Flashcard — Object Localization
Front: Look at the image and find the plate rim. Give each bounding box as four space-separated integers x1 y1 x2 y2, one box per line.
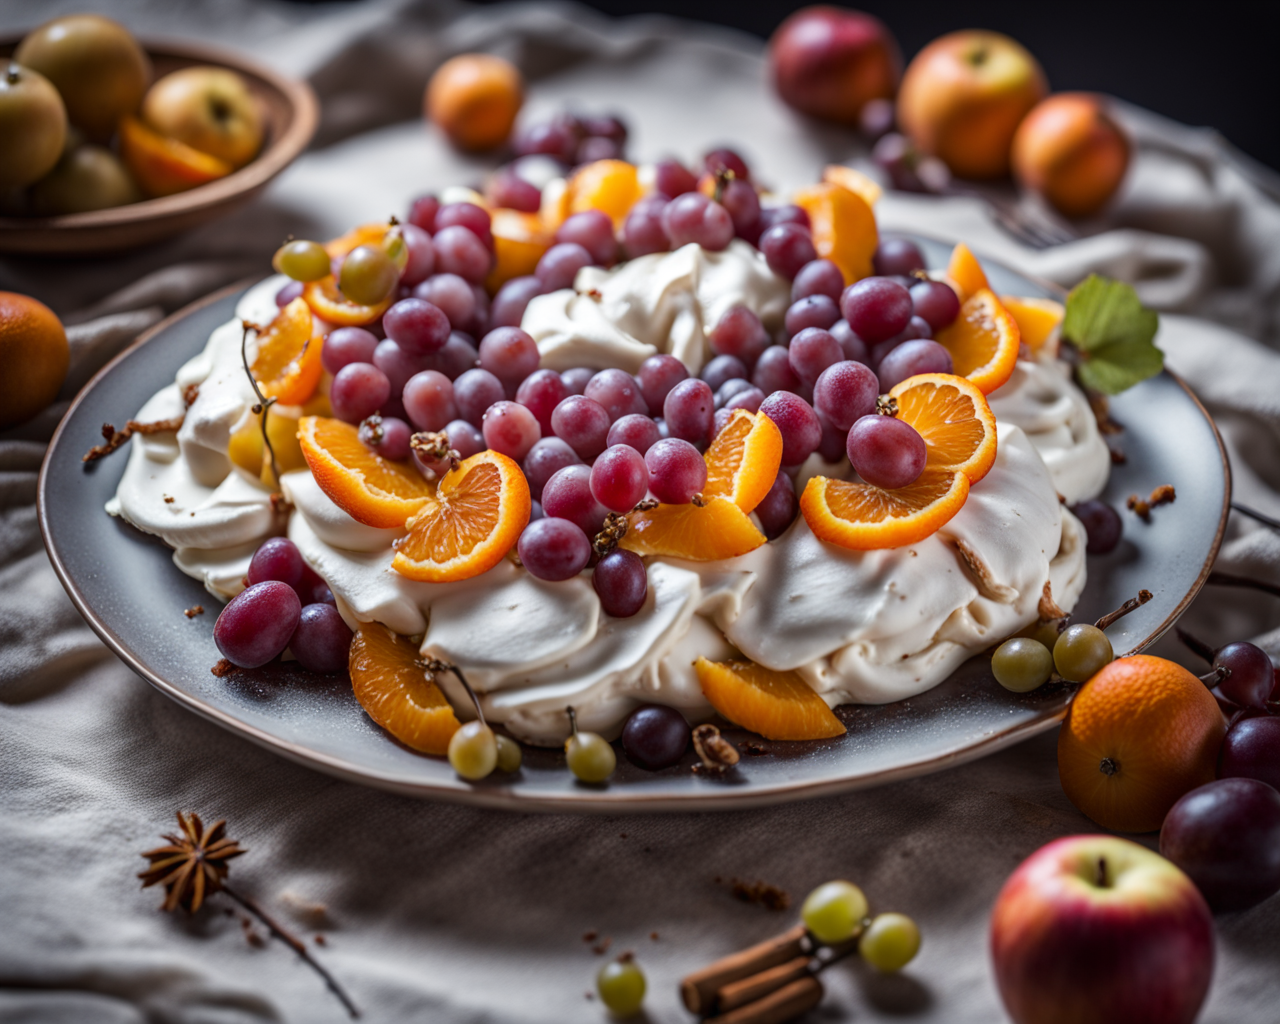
37 260 1233 813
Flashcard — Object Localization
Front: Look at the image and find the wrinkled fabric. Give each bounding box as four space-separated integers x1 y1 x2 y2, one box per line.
1 1 1278 1021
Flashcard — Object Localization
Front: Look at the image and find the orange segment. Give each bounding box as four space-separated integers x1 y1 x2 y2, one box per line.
302 275 393 328
946 242 989 301
1001 295 1064 355
250 297 323 407
821 164 883 208
792 181 878 284
566 159 643 229
298 416 433 528
695 657 846 741
620 496 766 561
934 288 1021 395
703 410 784 513
890 372 998 483
392 451 530 582
324 222 391 260
487 209 553 293
118 116 233 197
350 624 461 756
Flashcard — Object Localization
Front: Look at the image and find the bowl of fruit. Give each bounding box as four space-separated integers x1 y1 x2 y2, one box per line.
0 14 317 255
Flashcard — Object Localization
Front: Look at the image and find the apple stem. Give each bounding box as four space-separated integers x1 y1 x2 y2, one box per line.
1099 757 1119 777
1096 856 1109 888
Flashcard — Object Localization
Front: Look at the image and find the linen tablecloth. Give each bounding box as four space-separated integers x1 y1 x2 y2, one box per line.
2 2 1278 1021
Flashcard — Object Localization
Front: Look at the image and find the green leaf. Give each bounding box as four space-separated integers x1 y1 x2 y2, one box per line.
1062 275 1162 396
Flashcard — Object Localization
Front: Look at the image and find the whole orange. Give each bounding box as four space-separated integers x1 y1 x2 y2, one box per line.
1058 655 1226 833
425 54 523 152
1012 93 1130 218
0 292 69 429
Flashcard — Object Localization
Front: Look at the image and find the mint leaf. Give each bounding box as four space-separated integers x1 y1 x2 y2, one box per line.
1062 275 1162 395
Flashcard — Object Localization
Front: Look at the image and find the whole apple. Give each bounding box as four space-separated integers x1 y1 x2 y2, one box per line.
1013 93 1130 218
769 6 901 123
897 30 1047 179
991 835 1213 1024
142 67 263 169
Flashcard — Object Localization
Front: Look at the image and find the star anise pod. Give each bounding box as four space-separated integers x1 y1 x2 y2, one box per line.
139 811 246 913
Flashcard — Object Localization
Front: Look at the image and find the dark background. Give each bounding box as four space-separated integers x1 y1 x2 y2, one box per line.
523 0 1280 172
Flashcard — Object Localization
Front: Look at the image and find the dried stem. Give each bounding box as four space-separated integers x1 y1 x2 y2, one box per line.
1231 501 1280 533
222 883 359 1019
1198 666 1229 689
1176 627 1216 665
1207 572 1280 600
240 321 283 491
421 658 483 724
1094 589 1152 631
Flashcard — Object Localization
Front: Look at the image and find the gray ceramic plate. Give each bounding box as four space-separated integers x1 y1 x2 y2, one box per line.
39 240 1230 812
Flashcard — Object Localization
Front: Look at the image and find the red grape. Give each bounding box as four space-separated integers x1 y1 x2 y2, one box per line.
705 147 750 181
556 210 618 267
662 193 734 251
331 362 391 424
294 564 333 607
363 415 411 461
759 223 817 279
758 204 810 233
434 225 492 284
383 298 450 356
621 195 671 258
536 242 594 291
760 391 822 466
482 400 540 461
516 368 569 435
453 367 505 427
403 370 456 431
876 339 953 390
636 353 689 412
873 237 927 277
436 202 493 248
580 114 627 144
518 517 592 581
372 339 428 395
560 366 594 396
755 470 798 539
814 359 879 430
663 378 715 444
413 273 478 332
848 415 926 488
289 602 353 674
752 346 802 396
275 280 303 307
487 171 541 213
910 279 961 332
407 194 440 233
514 121 578 162
585 369 648 422
715 378 753 408
247 537 303 588
621 703 689 768
594 549 649 619
644 438 707 503
1214 642 1275 710
724 385 765 414
721 177 762 242
426 333 479 381
446 419 485 459
788 327 843 386
1068 500 1123 555
541 464 609 536
1219 715 1280 790
551 395 611 460
576 135 621 164
321 327 378 375
785 295 841 338
607 413 661 455
654 158 698 198
400 223 436 286
710 305 769 365
214 581 301 668
490 276 545 328
816 411 847 462
701 354 748 393
792 259 845 302
830 319 869 363
523 437 581 502
841 277 913 343
479 326 540 390
591 444 650 512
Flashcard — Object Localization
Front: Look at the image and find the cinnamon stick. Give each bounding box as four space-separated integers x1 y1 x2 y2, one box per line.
704 976 824 1024
680 924 807 1014
715 955 810 1012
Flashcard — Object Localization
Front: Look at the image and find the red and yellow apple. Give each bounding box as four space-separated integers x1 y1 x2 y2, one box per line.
142 66 264 170
991 835 1214 1024
897 30 1046 179
768 6 901 123
1013 92 1130 218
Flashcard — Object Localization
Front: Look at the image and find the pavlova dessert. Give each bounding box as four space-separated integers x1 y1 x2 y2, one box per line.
103 142 1121 781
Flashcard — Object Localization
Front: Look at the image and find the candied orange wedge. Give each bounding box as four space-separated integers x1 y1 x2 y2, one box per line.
695 657 846 741
250 297 323 407
349 624 460 755
946 242 989 302
298 416 433 528
1000 295 1064 355
118 116 233 198
703 409 783 513
566 159 643 229
302 275 393 328
620 495 766 561
934 288 1021 394
392 450 530 582
487 209 553 292
821 164 883 208
801 373 997 550
792 180 878 284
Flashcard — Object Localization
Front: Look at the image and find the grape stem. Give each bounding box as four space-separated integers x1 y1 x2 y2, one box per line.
1093 589 1152 631
1199 666 1230 688
1207 572 1280 600
422 658 484 725
566 705 579 737
1176 627 1216 665
240 321 284 494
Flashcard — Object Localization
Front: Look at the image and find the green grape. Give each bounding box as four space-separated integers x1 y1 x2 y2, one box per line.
565 731 616 783
448 721 497 780
1026 619 1064 650
991 637 1054 693
801 880 868 944
383 226 410 272
271 239 331 282
858 912 921 973
596 958 646 1015
1053 623 1114 682
495 733 522 773
339 243 398 306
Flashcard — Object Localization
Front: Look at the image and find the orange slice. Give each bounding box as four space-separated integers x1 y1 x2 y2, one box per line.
487 209 554 293
821 164 883 208
946 242 989 302
703 410 784 513
350 624 460 755
1000 295 1064 355
302 275 393 328
566 159 643 229
118 116 233 198
934 288 1021 394
392 451 531 582
695 657 846 741
620 495 766 561
792 181 878 285
249 297 323 407
298 416 433 528
800 373 997 550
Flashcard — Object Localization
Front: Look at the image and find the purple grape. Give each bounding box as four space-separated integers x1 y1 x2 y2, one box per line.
445 419 485 459
831 319 869 363
664 378 715 444
488 171 541 213
594 549 649 620
514 121 577 162
712 407 733 438
436 202 493 248
621 195 671 258
453 367 506 427
621 703 689 768
654 158 698 198
724 385 765 414
413 273 477 332
427 332 479 381
433 225 492 285
1070 500 1123 555
399 223 436 287
275 280 304 307
591 444 650 512
814 360 879 430
752 346 802 396
645 438 707 504
785 295 840 339
1219 715 1280 790
755 471 798 539
902 315 933 341
816 412 847 462
607 414 661 455
289 602 353 674
560 366 594 396
868 336 905 372
551 395 611 460
758 204 810 233
490 276 545 328
910 279 962 332
1214 642 1275 710
848 415 927 488
479 326 540 390
516 368 569 435
536 242 593 291
214 581 301 668
370 340 426 395
636 353 689 412
331 363 391 424
585 368 648 422
760 391 822 466
482 400 540 461
721 177 762 242
576 135 621 164
792 259 845 303
709 306 769 366
541 464 609 536
518 517 592 582
873 237 927 277
321 327 378 375
759 223 817 280
407 194 440 233
705 147 750 181
788 328 843 387
556 210 617 267
877 339 954 390
363 415 411 461
383 298 450 356
403 370 456 431
662 193 734 251
841 277 914 343
294 565 333 607
529 499 544 522
701 354 748 393
1160 777 1280 911
715 378 753 408
247 537 303 588
581 113 627 144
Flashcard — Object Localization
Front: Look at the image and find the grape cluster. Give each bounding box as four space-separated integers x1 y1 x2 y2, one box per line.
800 880 921 973
512 110 629 169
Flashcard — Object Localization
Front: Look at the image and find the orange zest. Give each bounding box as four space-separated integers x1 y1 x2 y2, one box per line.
392 450 530 582
118 116 232 198
946 242 989 301
800 373 998 550
703 410 784 513
250 297 323 407
934 288 1021 394
1001 294 1064 355
565 159 643 229
792 180 878 284
487 209 553 293
298 416 433 528
695 657 846 741
620 496 766 561
349 624 461 755
302 275 393 328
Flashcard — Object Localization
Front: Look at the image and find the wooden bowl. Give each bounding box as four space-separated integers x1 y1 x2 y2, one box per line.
0 35 318 255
